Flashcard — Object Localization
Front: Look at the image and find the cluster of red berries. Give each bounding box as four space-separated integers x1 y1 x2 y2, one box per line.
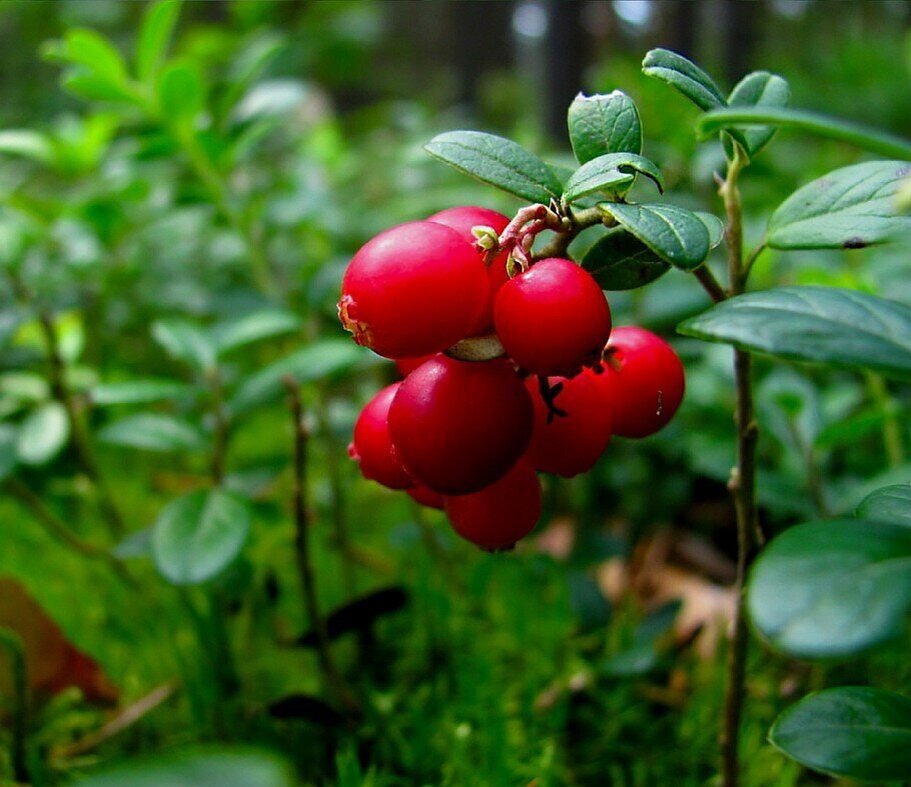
339 206 685 551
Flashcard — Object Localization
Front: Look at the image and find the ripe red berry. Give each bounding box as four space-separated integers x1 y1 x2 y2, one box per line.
494 257 611 377
388 355 533 495
589 326 685 438
395 354 436 377
407 485 445 510
444 459 541 551
348 383 413 490
339 221 488 359
526 373 612 477
427 206 511 335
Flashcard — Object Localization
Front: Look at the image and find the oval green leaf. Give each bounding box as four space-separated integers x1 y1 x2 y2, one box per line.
678 286 911 380
211 309 300 356
152 489 250 585
856 484 911 528
696 211 725 248
136 0 182 82
581 230 670 290
727 71 790 158
92 379 193 406
768 160 911 249
98 413 204 452
152 319 217 371
567 91 642 163
424 130 562 204
599 202 710 270
770 687 911 781
563 153 662 204
747 519 911 658
157 62 204 122
641 48 726 112
17 402 69 466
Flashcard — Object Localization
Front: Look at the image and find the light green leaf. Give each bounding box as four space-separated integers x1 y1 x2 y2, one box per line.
599 202 710 270
98 413 204 452
0 130 55 165
567 91 642 163
424 131 562 204
726 71 790 157
62 73 141 105
152 319 217 372
91 379 193 406
152 490 250 585
136 0 182 82
63 29 128 85
581 230 670 290
768 161 911 249
211 309 300 356
563 152 662 204
157 62 204 122
695 211 725 248
856 484 911 528
770 687 911 781
17 402 69 466
678 286 911 380
641 48 726 111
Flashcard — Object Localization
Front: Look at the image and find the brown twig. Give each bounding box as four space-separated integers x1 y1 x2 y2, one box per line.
693 265 727 303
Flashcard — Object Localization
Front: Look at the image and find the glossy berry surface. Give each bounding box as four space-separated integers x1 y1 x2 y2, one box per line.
494 257 612 377
406 485 445 510
444 460 541 551
526 373 612 477
348 383 413 490
388 355 533 495
395 353 436 378
427 205 511 335
590 326 685 438
339 221 488 359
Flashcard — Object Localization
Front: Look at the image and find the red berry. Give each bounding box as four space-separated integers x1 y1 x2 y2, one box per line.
444 460 541 551
494 257 611 377
526 373 612 477
589 326 685 438
348 383 413 490
427 206 511 335
339 221 488 359
395 354 436 377
388 355 533 495
407 485 445 510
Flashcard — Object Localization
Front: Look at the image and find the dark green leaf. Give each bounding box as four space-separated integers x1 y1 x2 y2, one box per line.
0 424 18 481
747 519 911 657
136 0 182 81
726 71 789 157
768 161 911 249
211 309 300 355
563 153 662 203
152 489 250 585
98 413 204 452
814 405 899 450
856 485 911 528
424 131 562 204
599 202 710 269
581 230 670 290
92 379 193 406
695 211 725 248
152 319 217 371
770 687 911 781
679 286 911 380
641 48 726 111
297 587 409 646
567 91 642 163
157 62 204 122
17 402 69 465
569 572 611 633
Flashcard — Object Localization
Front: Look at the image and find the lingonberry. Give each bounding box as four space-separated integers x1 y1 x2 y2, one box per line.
589 326 685 438
526 373 613 477
427 205 511 335
494 257 612 377
348 383 414 490
395 353 436 377
339 221 488 359
388 355 533 495
443 459 541 551
406 485 445 510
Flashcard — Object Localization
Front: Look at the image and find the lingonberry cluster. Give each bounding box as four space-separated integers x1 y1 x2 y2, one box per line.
339 206 685 551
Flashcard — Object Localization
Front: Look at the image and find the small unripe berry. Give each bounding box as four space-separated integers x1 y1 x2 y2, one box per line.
444 459 541 551
388 355 533 495
589 326 685 438
494 257 612 377
407 485 445 510
348 383 413 490
526 373 612 477
427 206 511 335
339 221 488 359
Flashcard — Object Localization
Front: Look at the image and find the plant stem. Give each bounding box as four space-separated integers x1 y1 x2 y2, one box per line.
283 377 361 715
208 368 230 485
718 144 760 787
865 372 904 468
0 627 29 783
535 205 606 260
693 265 727 303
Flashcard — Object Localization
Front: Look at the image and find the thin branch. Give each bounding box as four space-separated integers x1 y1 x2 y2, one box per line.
207 368 230 485
693 265 727 303
0 627 29 783
535 205 607 260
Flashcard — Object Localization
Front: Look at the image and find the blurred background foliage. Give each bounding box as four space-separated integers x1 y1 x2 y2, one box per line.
0 1 909 785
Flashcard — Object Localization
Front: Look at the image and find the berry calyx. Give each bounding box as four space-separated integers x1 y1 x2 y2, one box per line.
388 355 533 495
443 459 541 551
526 373 612 477
494 257 612 377
339 221 488 359
348 383 414 490
589 326 685 438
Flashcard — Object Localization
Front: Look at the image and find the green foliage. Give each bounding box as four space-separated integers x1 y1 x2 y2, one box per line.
567 90 642 162
600 202 710 269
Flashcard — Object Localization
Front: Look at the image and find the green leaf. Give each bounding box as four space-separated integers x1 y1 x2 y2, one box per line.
152 489 250 585
641 48 726 111
563 153 662 204
157 62 204 122
152 319 217 372
63 29 129 85
136 0 182 82
697 107 911 160
747 519 911 657
211 309 300 356
567 91 642 163
0 424 19 481
599 202 710 270
770 687 911 781
767 161 911 250
695 211 725 248
581 230 670 291
62 73 141 105
98 413 204 452
424 131 562 204
91 379 193 406
77 748 294 787
727 71 790 157
679 286 911 380
0 130 55 165
229 339 363 416
17 402 69 466
856 484 911 528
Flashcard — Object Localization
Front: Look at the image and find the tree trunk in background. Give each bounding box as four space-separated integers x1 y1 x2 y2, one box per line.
721 0 757 86
453 0 516 109
661 0 698 60
544 0 585 141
